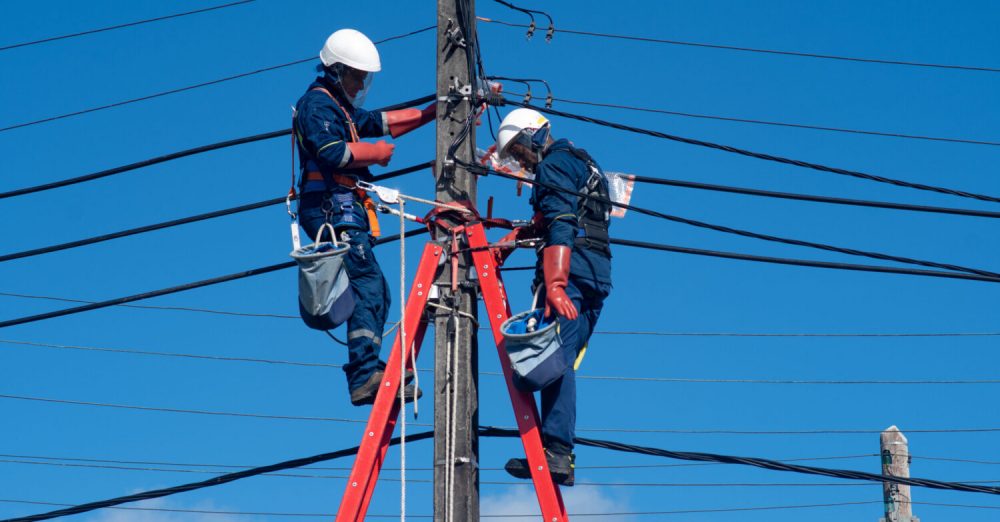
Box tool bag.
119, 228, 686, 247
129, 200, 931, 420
290, 223, 356, 330
500, 308, 567, 392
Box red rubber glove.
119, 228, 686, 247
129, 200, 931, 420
347, 140, 394, 167
386, 103, 437, 138
542, 245, 578, 320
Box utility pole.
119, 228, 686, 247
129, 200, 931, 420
433, 0, 479, 520
880, 425, 920, 522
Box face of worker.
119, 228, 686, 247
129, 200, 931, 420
339, 66, 371, 98
507, 142, 539, 172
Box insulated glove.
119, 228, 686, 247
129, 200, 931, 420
347, 140, 395, 167
386, 103, 437, 138
542, 245, 578, 320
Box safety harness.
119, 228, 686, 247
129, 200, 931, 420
291, 86, 382, 237
566, 145, 612, 256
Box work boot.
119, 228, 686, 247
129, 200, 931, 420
504, 449, 575, 486
375, 360, 416, 384
349, 370, 422, 406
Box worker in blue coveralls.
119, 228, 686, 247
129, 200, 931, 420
493, 108, 613, 486
294, 29, 434, 406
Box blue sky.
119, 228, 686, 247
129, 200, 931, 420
1, 0, 999, 520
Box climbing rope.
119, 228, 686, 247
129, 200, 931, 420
398, 198, 407, 522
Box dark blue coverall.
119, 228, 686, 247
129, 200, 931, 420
294, 75, 392, 393
530, 138, 613, 454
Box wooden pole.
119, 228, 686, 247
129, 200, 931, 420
880, 425, 919, 522
433, 1, 479, 520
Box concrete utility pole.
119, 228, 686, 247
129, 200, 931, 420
880, 425, 920, 522
433, 0, 479, 520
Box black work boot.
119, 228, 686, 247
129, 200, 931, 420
375, 360, 416, 384
349, 371, 422, 406
504, 449, 575, 486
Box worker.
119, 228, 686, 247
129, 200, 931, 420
294, 28, 435, 406
494, 108, 613, 486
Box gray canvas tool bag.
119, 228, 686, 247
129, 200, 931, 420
500, 308, 567, 392
290, 223, 356, 330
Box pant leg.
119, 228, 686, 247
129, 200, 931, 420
539, 277, 609, 453
298, 194, 391, 392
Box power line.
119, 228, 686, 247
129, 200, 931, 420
7, 339, 997, 386
0, 432, 435, 522
0, 451, 883, 473
511, 92, 1000, 147
0, 499, 906, 520
8, 426, 1000, 521
0, 229, 427, 329
0, 293, 298, 319
629, 174, 1000, 219
487, 428, 1000, 495
4, 457, 922, 487
0, 96, 433, 199
4, 391, 997, 435
477, 17, 1000, 74
503, 98, 1000, 205
0, 1, 255, 53
0, 26, 436, 133
467, 158, 1000, 280
0, 161, 432, 262
609, 236, 1000, 284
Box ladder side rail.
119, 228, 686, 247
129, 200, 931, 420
336, 242, 444, 521
465, 223, 570, 521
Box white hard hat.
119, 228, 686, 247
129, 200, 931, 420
319, 29, 381, 72
497, 108, 550, 158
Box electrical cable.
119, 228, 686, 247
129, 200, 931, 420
0, 229, 428, 329
0, 161, 432, 262
500, 98, 1000, 204
476, 17, 1000, 74
628, 173, 1000, 219
609, 236, 1000, 284
0, 1, 255, 52
2, 391, 996, 434
463, 158, 1000, 280
6, 339, 997, 386
537, 94, 1000, 147
9, 457, 1000, 488
481, 427, 1000, 495
0, 26, 436, 133
8, 426, 1000, 521
0, 96, 434, 199
0, 432, 435, 522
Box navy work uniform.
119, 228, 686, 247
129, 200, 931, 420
294, 75, 392, 394
530, 138, 613, 455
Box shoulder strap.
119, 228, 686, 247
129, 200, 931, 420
310, 87, 360, 142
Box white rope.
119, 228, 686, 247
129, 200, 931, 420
443, 315, 454, 522
448, 312, 460, 522
398, 199, 406, 522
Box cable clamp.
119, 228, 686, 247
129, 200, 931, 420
525, 20, 536, 40
445, 18, 467, 49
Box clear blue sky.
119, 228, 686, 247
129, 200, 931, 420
1, 0, 999, 520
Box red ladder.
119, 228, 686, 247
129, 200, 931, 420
335, 221, 569, 521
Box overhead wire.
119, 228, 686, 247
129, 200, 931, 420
0, 161, 432, 262
477, 17, 1000, 74
535, 94, 1000, 147
501, 98, 1000, 204
0, 229, 428, 329
482, 427, 1000, 495
0, 96, 434, 199
0, 1, 255, 52
6, 427, 1000, 521
0, 26, 436, 133
6, 338, 998, 386
0, 432, 435, 522
3, 392, 998, 434
462, 158, 1000, 280
627, 173, 1000, 219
